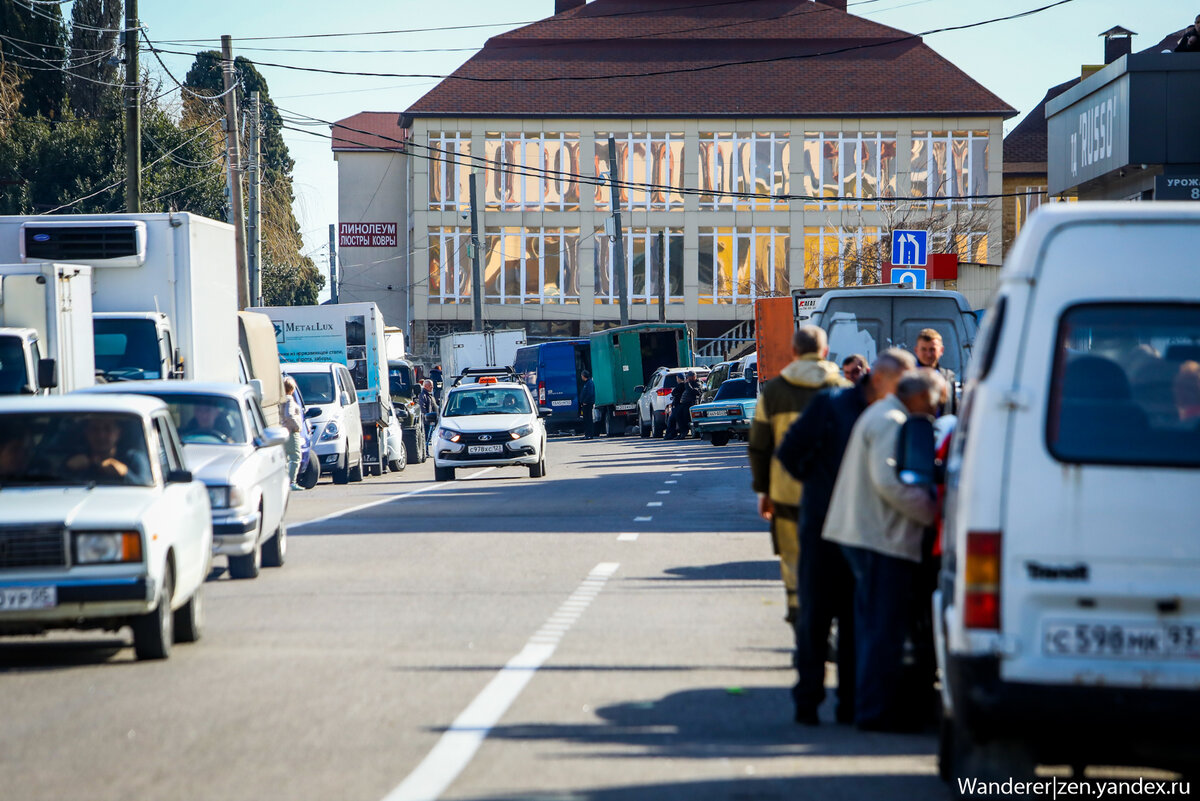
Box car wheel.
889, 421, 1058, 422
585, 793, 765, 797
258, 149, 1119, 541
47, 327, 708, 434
639, 411, 651, 438
651, 414, 664, 438
299, 457, 319, 489
389, 435, 407, 473
174, 585, 203, 644
710, 432, 731, 446
262, 519, 286, 568
434, 465, 455, 482
947, 716, 1036, 797
133, 561, 174, 660
349, 450, 364, 482
228, 510, 263, 580
331, 449, 350, 484
529, 453, 546, 478
605, 411, 624, 438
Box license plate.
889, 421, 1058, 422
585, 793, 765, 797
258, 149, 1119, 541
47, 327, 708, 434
551, 400, 571, 407
0, 586, 57, 611
614, 404, 635, 412
467, 445, 503, 455
706, 410, 727, 417
1043, 620, 1200, 659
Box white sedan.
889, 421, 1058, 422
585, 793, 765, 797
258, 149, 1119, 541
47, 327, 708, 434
0, 395, 211, 660
80, 382, 291, 580
430, 380, 548, 481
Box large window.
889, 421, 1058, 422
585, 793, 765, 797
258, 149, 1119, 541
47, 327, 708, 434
910, 131, 990, 207
801, 132, 896, 208
803, 227, 881, 288
427, 132, 471, 212
1048, 303, 1200, 467
698, 132, 790, 210
428, 227, 474, 304
595, 132, 685, 210
593, 228, 684, 305
482, 227, 580, 304
697, 227, 790, 304
483, 132, 581, 211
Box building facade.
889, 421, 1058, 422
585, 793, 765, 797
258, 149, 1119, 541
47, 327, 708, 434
334, 0, 1014, 360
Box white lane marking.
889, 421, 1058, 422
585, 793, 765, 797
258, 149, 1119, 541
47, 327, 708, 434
291, 467, 498, 530
656, 490, 670, 495
664, 480, 677, 484
382, 562, 619, 801
634, 516, 652, 522
670, 473, 682, 476
646, 501, 663, 507
617, 532, 639, 542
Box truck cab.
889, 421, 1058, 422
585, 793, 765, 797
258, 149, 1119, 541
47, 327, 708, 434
93, 311, 180, 383
0, 328, 54, 395
0, 262, 95, 395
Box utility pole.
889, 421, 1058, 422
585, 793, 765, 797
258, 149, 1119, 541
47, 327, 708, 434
607, 135, 629, 326
247, 91, 262, 307
123, 0, 140, 213
468, 170, 483, 332
328, 224, 339, 303
655, 230, 666, 322
221, 35, 249, 309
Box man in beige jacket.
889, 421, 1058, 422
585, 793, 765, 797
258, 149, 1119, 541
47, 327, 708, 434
822, 369, 944, 731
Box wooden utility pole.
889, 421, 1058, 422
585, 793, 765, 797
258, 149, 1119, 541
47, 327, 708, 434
124, 0, 140, 212
247, 91, 262, 306
655, 230, 666, 322
468, 170, 483, 332
221, 35, 249, 308
328, 224, 339, 303
607, 136, 629, 326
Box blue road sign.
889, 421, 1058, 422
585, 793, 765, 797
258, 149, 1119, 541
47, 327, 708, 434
891, 229, 929, 267
894, 268, 927, 289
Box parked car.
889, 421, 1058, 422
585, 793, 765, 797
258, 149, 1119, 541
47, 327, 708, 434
80, 381, 291, 579
283, 362, 364, 485
931, 203, 1200, 782
699, 361, 736, 404
688, 377, 758, 446
636, 366, 709, 438
430, 380, 548, 481
0, 395, 211, 660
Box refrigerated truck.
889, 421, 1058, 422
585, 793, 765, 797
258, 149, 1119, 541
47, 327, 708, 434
0, 213, 239, 384
0, 262, 94, 395
248, 302, 395, 475
438, 329, 527, 381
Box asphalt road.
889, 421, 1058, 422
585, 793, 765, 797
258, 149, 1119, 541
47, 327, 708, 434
0, 434, 946, 801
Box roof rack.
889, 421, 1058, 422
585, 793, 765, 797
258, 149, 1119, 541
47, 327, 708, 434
451, 366, 520, 387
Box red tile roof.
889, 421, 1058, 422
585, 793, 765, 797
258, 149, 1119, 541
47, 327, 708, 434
405, 0, 1015, 118
330, 111, 408, 151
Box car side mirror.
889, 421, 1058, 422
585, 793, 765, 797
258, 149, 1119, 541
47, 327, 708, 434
339, 391, 352, 406
249, 378, 265, 402
166, 468, 193, 484
895, 415, 937, 486
304, 406, 321, 419
539, 407, 553, 418
37, 358, 58, 390
257, 425, 290, 448
424, 412, 438, 424
634, 385, 644, 394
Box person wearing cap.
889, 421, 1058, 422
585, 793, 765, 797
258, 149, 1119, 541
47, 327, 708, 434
664, 370, 702, 439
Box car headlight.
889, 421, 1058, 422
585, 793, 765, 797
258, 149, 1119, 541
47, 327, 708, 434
319, 421, 340, 441
207, 486, 246, 510
74, 531, 142, 564
439, 426, 462, 443
510, 424, 534, 440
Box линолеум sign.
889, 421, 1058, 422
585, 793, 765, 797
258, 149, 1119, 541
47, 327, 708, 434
339, 222, 397, 248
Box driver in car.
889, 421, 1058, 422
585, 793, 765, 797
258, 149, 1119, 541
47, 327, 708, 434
180, 404, 233, 443
65, 417, 151, 484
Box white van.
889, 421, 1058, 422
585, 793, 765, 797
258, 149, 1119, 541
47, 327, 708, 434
937, 203, 1200, 783
282, 362, 364, 485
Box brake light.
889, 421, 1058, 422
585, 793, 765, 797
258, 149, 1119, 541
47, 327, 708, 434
656, 388, 673, 396
964, 531, 1001, 630
538, 381, 546, 404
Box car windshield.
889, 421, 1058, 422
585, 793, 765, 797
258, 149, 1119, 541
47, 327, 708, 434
289, 371, 335, 404
93, 318, 162, 381
153, 394, 247, 445
714, 379, 757, 401
0, 334, 28, 395
389, 364, 414, 397
444, 387, 532, 417
1048, 303, 1200, 467
0, 411, 153, 487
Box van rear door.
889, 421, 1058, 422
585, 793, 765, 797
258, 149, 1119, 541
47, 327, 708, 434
1000, 220, 1200, 689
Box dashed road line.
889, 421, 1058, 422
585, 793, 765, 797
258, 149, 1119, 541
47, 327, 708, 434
647, 501, 663, 507
634, 515, 652, 522
664, 480, 677, 485
656, 490, 671, 495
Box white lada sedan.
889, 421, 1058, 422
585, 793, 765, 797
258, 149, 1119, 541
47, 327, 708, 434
430, 379, 549, 481
0, 395, 211, 660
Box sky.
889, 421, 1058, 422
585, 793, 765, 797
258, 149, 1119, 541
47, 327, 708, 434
129, 0, 1190, 301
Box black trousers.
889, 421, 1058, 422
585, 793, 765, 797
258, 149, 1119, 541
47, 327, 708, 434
579, 403, 594, 438
792, 515, 856, 719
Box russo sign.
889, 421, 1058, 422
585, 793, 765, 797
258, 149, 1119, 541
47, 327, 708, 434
339, 222, 397, 248
1047, 73, 1131, 196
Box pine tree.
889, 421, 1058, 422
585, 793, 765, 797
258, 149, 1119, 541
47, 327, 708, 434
68, 0, 122, 118
0, 0, 69, 118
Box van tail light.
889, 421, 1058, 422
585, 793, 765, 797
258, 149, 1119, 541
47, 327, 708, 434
964, 531, 1001, 629
538, 381, 546, 404
656, 388, 673, 396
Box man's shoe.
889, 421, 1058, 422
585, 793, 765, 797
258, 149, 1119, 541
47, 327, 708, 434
784, 608, 797, 624
289, 483, 303, 492
794, 708, 820, 726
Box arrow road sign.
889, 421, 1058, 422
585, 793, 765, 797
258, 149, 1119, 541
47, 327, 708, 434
891, 229, 928, 267
894, 268, 927, 289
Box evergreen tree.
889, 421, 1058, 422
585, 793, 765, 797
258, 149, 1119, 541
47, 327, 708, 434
0, 0, 69, 118
68, 0, 122, 118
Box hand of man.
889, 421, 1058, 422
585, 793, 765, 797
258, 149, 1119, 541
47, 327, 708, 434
99, 458, 128, 478
757, 493, 773, 521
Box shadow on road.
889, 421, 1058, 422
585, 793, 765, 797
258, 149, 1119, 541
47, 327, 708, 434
650, 561, 779, 582
0, 638, 128, 670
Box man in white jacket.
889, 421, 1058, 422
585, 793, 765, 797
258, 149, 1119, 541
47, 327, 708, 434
822, 369, 945, 731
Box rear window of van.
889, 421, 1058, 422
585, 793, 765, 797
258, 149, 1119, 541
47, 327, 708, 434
1047, 303, 1200, 467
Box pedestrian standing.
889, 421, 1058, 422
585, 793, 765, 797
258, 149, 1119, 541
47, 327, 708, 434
841, 354, 869, 384
430, 364, 444, 402
419, 379, 438, 445
579, 370, 596, 439
914, 328, 957, 415
776, 349, 915, 725
821, 369, 944, 731
748, 326, 849, 623
664, 371, 701, 439
282, 377, 305, 492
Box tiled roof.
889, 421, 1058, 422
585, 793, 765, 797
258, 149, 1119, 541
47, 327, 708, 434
1002, 77, 1079, 171
330, 112, 408, 151
405, 0, 1015, 118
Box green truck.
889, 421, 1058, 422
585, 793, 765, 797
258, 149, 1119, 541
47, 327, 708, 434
590, 323, 693, 437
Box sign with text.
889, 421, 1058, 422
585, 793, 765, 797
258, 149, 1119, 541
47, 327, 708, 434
1047, 73, 1131, 195
1156, 175, 1200, 201
339, 222, 397, 248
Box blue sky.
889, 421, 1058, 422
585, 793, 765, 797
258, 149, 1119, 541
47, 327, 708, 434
134, 0, 1189, 298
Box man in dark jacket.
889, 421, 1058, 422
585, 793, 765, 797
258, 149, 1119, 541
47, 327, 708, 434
579, 370, 596, 440
430, 365, 444, 402
664, 371, 701, 439
776, 348, 914, 725
914, 328, 956, 416
1176, 15, 1200, 52
418, 379, 437, 444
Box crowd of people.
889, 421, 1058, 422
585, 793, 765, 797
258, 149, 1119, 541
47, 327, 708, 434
749, 325, 956, 733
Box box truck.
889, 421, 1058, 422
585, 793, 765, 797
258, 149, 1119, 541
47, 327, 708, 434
0, 262, 94, 395
589, 323, 693, 437
439, 329, 527, 380
249, 302, 396, 475
0, 213, 239, 384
